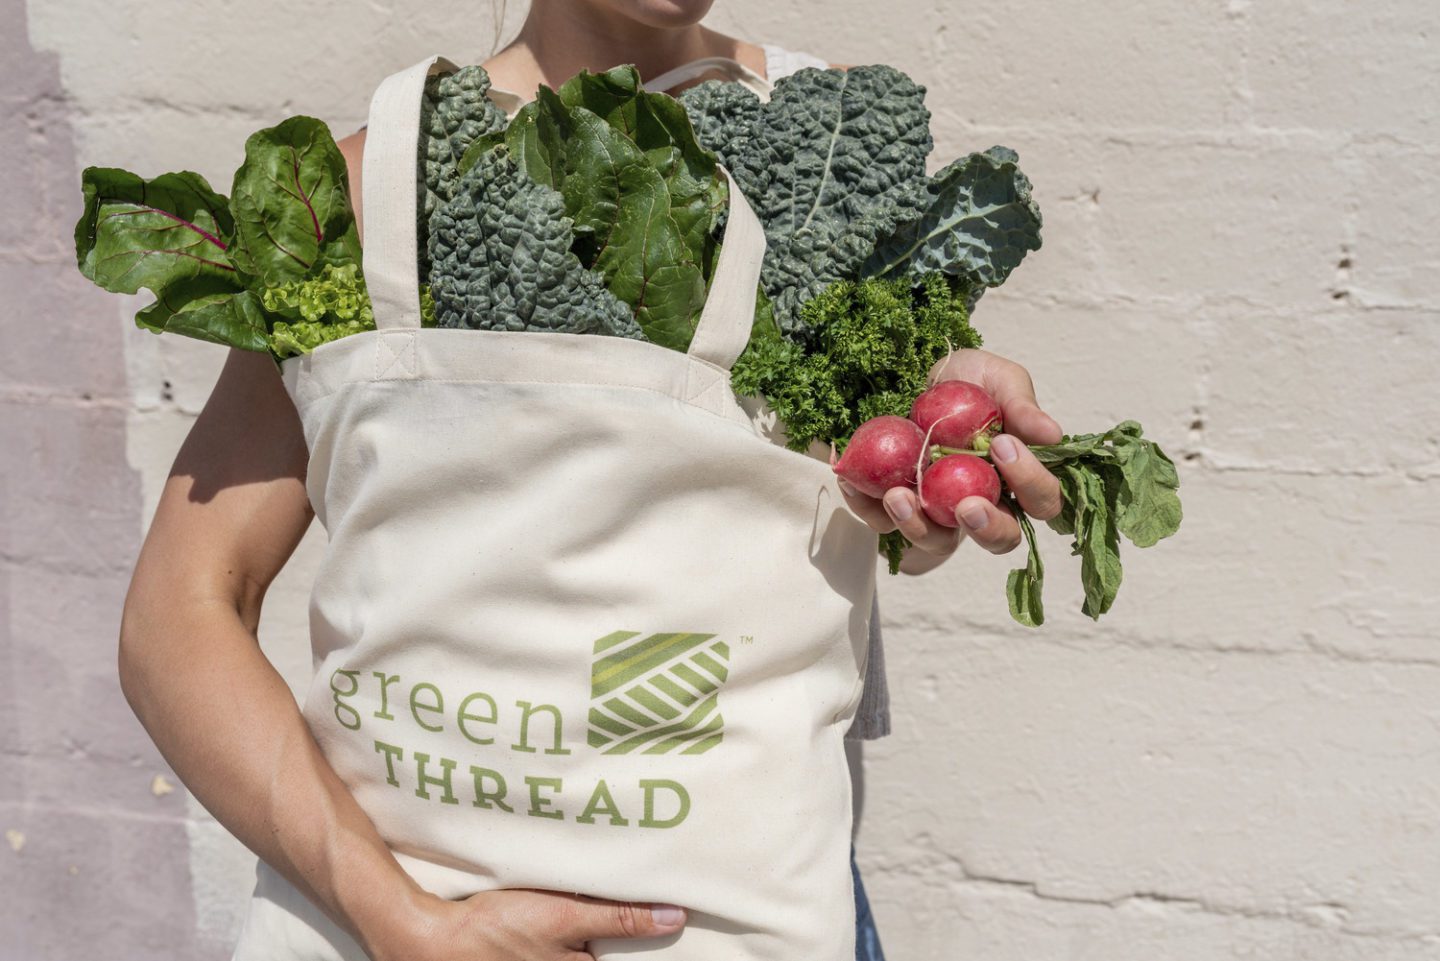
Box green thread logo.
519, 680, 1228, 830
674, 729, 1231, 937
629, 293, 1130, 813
586, 631, 730, 755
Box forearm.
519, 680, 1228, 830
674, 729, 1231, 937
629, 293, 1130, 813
118, 593, 427, 955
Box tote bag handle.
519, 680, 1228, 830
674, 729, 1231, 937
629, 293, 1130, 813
643, 56, 772, 100
361, 55, 766, 372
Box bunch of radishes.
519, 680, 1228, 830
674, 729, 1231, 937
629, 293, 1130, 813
833, 380, 1006, 527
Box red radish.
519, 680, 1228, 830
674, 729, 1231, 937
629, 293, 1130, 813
910, 380, 1002, 451
918, 454, 1002, 527
833, 415, 927, 498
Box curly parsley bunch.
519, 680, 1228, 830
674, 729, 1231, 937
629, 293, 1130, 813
731, 272, 981, 455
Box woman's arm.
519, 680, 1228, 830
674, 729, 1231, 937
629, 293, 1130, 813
117, 346, 429, 953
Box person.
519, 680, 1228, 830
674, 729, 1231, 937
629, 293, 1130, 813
116, 2, 1065, 959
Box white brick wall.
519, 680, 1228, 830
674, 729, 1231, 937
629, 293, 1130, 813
17, 0, 1440, 956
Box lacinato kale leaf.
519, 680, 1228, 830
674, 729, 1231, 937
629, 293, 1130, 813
681, 67, 1042, 336
674, 79, 763, 200
683, 66, 934, 334
419, 65, 509, 276
427, 144, 643, 338
865, 146, 1042, 287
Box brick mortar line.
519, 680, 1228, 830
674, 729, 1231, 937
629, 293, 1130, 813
885, 619, 1440, 670
863, 853, 1440, 944
0, 386, 129, 409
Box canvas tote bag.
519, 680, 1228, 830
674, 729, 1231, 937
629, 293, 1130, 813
231, 54, 878, 961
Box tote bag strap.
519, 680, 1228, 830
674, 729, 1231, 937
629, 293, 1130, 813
363, 55, 458, 333
643, 56, 773, 100
363, 55, 767, 373
687, 166, 766, 370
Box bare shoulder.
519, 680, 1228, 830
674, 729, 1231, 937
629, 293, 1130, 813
336, 128, 368, 243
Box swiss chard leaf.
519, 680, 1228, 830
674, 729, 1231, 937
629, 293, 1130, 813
134, 274, 270, 353
558, 66, 727, 285
76, 167, 237, 294
499, 87, 707, 350
229, 117, 359, 287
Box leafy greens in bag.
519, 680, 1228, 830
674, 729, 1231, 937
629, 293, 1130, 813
74, 64, 729, 362
72, 59, 1181, 625
682, 66, 1181, 617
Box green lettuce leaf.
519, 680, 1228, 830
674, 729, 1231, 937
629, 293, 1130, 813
270, 316, 376, 358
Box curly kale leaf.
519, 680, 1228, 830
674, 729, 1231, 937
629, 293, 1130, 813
730, 272, 981, 454
419, 66, 509, 275
427, 144, 642, 338
866, 146, 1043, 288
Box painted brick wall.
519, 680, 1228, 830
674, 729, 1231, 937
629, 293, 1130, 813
6, 0, 1438, 957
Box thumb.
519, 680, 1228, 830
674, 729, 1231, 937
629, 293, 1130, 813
567, 897, 687, 942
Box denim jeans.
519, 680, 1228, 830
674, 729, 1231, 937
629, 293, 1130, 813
851, 844, 887, 960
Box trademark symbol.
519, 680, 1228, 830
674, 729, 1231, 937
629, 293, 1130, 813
740, 635, 755, 645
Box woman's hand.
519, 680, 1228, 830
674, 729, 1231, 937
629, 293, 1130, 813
838, 348, 1065, 575
369, 888, 686, 961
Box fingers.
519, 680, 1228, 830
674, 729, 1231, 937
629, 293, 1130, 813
988, 434, 1063, 521
952, 496, 1024, 554
983, 361, 1063, 446
557, 894, 686, 945
836, 479, 898, 533
931, 349, 1063, 445
1000, 399, 1063, 447
881, 487, 963, 557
